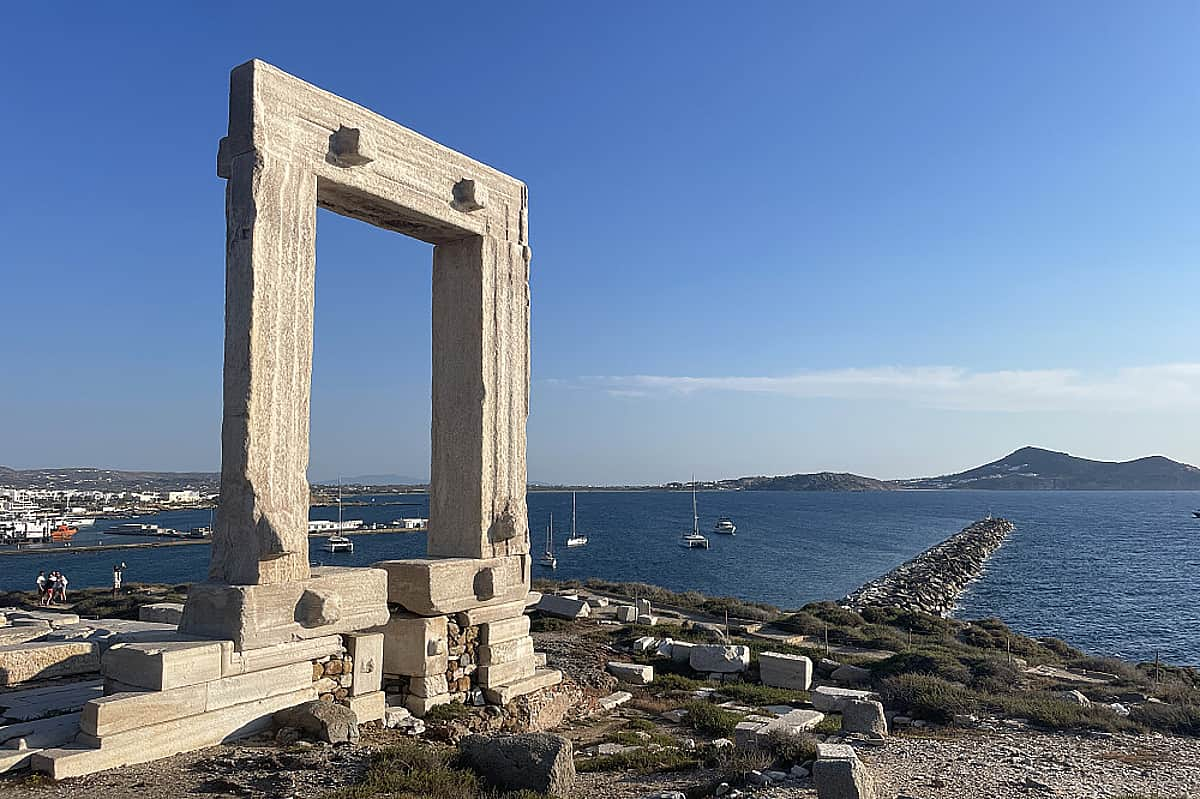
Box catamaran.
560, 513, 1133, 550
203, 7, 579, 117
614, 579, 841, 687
680, 478, 710, 549
539, 513, 558, 568
565, 492, 588, 547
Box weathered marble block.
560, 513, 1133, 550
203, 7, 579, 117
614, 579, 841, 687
374, 556, 529, 615
377, 613, 447, 677
178, 566, 389, 650
759, 651, 813, 691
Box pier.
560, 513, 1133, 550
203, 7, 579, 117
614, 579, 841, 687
842, 516, 1015, 616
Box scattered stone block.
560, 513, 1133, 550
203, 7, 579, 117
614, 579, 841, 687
615, 605, 637, 623
137, 603, 184, 625
842, 700, 887, 736
654, 638, 675, 657
635, 599, 652, 616
734, 720, 767, 747
536, 595, 590, 619
831, 663, 871, 686
374, 556, 529, 615
607, 662, 653, 685
0, 641, 101, 686
759, 651, 813, 690
274, 699, 359, 744
759, 709, 826, 739
688, 645, 750, 674
482, 667, 562, 705
633, 636, 658, 652
670, 641, 696, 665
811, 686, 878, 713
459, 733, 575, 796
636, 614, 658, 626
598, 691, 631, 710
813, 741, 875, 799
585, 596, 609, 608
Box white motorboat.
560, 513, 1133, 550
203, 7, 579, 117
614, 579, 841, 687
565, 492, 588, 547
713, 517, 736, 535
680, 478, 710, 549
323, 534, 354, 553
539, 513, 558, 568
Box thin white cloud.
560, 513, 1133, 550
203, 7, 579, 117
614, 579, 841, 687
548, 364, 1200, 413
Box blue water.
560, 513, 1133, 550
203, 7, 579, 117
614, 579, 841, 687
3, 490, 1198, 665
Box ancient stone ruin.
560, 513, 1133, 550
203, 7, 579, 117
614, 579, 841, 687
0, 59, 555, 779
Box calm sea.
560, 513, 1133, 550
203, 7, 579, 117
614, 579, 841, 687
3, 490, 1198, 665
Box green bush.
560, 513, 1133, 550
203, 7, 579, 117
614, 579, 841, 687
652, 673, 706, 693
683, 701, 744, 736
986, 692, 1141, 734
801, 601, 865, 628
761, 728, 819, 764
772, 611, 825, 636
968, 657, 1021, 693
326, 741, 484, 799
870, 649, 972, 684
423, 702, 471, 723
861, 606, 955, 637
718, 682, 809, 707
576, 747, 697, 774
877, 674, 979, 724
1129, 702, 1200, 736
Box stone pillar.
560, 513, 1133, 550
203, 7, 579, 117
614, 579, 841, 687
209, 64, 317, 586
430, 233, 531, 560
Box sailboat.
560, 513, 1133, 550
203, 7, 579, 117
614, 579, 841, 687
565, 492, 588, 547
680, 477, 710, 549
323, 479, 354, 553
539, 513, 558, 568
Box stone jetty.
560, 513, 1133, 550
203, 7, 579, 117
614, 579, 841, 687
842, 517, 1014, 616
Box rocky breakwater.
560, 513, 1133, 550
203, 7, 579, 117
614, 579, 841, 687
842, 517, 1014, 616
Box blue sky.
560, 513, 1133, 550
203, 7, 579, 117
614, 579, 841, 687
2, 2, 1199, 483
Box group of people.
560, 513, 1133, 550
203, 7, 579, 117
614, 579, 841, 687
35, 570, 69, 605
32, 562, 128, 605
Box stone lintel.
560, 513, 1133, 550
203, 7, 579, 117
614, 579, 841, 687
373, 556, 529, 616
475, 656, 536, 688
456, 596, 530, 628
178, 567, 389, 651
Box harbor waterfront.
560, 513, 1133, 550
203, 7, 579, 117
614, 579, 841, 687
1, 489, 1197, 665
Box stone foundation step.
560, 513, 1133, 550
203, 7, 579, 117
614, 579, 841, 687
482, 667, 562, 705
33, 686, 315, 780
0, 679, 103, 721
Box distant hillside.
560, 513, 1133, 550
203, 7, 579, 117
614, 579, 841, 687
717, 472, 893, 492
313, 474, 429, 487
0, 467, 218, 492
899, 446, 1200, 490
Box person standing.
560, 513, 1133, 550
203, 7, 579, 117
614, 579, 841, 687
42, 572, 57, 606
56, 571, 68, 603
35, 570, 46, 601
112, 562, 126, 596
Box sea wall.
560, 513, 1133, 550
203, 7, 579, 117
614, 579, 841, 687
842, 517, 1015, 616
